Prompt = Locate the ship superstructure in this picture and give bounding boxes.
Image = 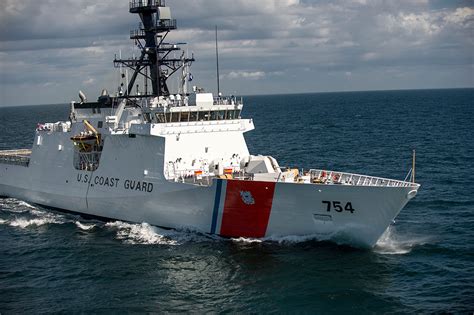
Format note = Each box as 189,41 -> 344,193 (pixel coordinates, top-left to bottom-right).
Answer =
0,0 -> 420,248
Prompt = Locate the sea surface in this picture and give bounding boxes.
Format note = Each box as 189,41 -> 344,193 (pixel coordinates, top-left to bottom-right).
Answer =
0,89 -> 473,313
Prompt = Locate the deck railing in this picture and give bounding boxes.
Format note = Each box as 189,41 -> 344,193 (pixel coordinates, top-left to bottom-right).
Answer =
213,96 -> 243,106
163,165 -> 419,188
130,0 -> 165,10
309,169 -> 419,188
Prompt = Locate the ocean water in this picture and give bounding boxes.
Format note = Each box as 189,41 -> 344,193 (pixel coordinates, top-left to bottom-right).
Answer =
0,89 -> 473,313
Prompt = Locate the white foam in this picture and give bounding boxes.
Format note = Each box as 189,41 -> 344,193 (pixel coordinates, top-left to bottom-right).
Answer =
272,234 -> 324,244
231,237 -> 263,244
0,218 -> 7,224
1,205 -> 29,214
17,201 -> 37,209
0,198 -> 38,214
9,216 -> 62,228
30,209 -> 48,216
231,233 -> 328,245
7,207 -> 67,229
75,221 -> 95,231
106,221 -> 179,245
374,226 -> 431,255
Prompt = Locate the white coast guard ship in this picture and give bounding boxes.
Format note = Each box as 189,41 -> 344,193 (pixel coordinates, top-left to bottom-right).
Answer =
0,0 -> 420,247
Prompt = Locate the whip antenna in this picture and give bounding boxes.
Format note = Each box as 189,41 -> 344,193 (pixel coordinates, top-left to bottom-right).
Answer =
412,149 -> 416,183
215,25 -> 220,96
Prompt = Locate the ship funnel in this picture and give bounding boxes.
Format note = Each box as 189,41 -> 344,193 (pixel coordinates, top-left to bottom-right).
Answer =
79,90 -> 87,103
101,89 -> 109,97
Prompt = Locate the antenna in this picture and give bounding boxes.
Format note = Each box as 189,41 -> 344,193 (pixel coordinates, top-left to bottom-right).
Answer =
114,2 -> 194,97
215,25 -> 220,96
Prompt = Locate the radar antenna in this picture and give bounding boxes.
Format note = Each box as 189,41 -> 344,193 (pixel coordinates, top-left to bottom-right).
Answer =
114,0 -> 195,97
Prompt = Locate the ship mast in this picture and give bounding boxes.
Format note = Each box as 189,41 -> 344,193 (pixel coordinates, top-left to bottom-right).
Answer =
114,0 -> 194,97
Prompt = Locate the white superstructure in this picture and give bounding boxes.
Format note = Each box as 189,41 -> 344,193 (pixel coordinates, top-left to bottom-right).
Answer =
0,1 -> 420,248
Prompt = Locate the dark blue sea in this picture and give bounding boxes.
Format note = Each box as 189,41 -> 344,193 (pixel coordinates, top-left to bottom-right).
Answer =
1,89 -> 473,313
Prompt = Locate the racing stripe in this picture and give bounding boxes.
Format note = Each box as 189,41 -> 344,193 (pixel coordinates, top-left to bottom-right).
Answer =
210,179 -> 223,234
220,180 -> 276,238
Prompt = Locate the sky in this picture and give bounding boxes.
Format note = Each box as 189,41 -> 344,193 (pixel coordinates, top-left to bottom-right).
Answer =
0,0 -> 473,106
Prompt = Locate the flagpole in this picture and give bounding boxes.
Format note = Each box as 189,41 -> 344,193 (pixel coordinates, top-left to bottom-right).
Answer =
215,25 -> 220,97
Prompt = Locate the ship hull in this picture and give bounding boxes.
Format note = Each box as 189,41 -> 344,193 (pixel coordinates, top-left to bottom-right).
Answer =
0,134 -> 416,248
0,167 -> 414,248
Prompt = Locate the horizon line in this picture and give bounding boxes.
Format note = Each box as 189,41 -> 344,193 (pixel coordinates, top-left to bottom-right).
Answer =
1,86 -> 472,108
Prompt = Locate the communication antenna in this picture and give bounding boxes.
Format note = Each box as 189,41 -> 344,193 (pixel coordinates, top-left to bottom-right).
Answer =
412,149 -> 416,183
215,25 -> 220,96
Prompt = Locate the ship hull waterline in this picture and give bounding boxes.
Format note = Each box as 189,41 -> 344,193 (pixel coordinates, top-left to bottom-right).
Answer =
0,164 -> 415,248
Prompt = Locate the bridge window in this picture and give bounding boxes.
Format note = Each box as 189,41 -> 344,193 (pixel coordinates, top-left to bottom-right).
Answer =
143,113 -> 152,123
155,113 -> 166,123
198,111 -> 209,121
217,110 -> 226,120
180,112 -> 190,122
171,112 -> 180,122
226,110 -> 237,120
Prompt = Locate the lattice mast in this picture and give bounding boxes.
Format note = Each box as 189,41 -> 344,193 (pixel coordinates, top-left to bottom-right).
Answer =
114,0 -> 194,97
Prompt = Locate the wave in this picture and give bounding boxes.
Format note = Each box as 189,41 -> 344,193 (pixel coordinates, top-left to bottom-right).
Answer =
2,201 -> 67,229
1,197 -> 432,251
75,221 -> 96,231
411,199 -> 474,208
231,237 -> 263,244
231,234 -> 324,245
9,215 -> 64,228
265,234 -> 325,244
374,226 -> 431,255
106,222 -> 179,245
105,221 -> 219,245
17,201 -> 37,209
0,198 -> 35,214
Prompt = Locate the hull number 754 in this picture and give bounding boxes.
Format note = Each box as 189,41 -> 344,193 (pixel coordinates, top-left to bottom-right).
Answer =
322,201 -> 355,214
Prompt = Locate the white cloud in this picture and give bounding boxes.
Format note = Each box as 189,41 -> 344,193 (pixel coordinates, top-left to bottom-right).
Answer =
361,52 -> 379,61
225,71 -> 266,80
444,7 -> 474,26
82,78 -> 96,85
383,7 -> 474,37
0,0 -> 473,106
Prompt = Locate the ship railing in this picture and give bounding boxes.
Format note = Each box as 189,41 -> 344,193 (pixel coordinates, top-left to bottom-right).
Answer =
130,29 -> 146,39
130,0 -> 165,10
213,96 -> 243,106
167,169 -> 214,186
308,169 -> 419,188
0,149 -> 32,167
167,168 -> 250,186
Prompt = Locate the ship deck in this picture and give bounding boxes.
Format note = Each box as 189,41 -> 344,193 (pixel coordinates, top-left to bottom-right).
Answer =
0,149 -> 32,167
172,169 -> 419,189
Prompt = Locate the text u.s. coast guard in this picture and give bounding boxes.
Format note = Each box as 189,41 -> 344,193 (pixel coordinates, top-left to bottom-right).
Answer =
76,174 -> 153,193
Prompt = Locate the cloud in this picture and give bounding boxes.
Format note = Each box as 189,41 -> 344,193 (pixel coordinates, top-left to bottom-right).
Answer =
0,0 -> 473,106
82,78 -> 96,85
382,7 -> 474,36
225,71 -> 266,80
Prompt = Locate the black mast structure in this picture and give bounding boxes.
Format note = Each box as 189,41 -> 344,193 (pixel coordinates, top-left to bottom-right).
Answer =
114,0 -> 194,98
